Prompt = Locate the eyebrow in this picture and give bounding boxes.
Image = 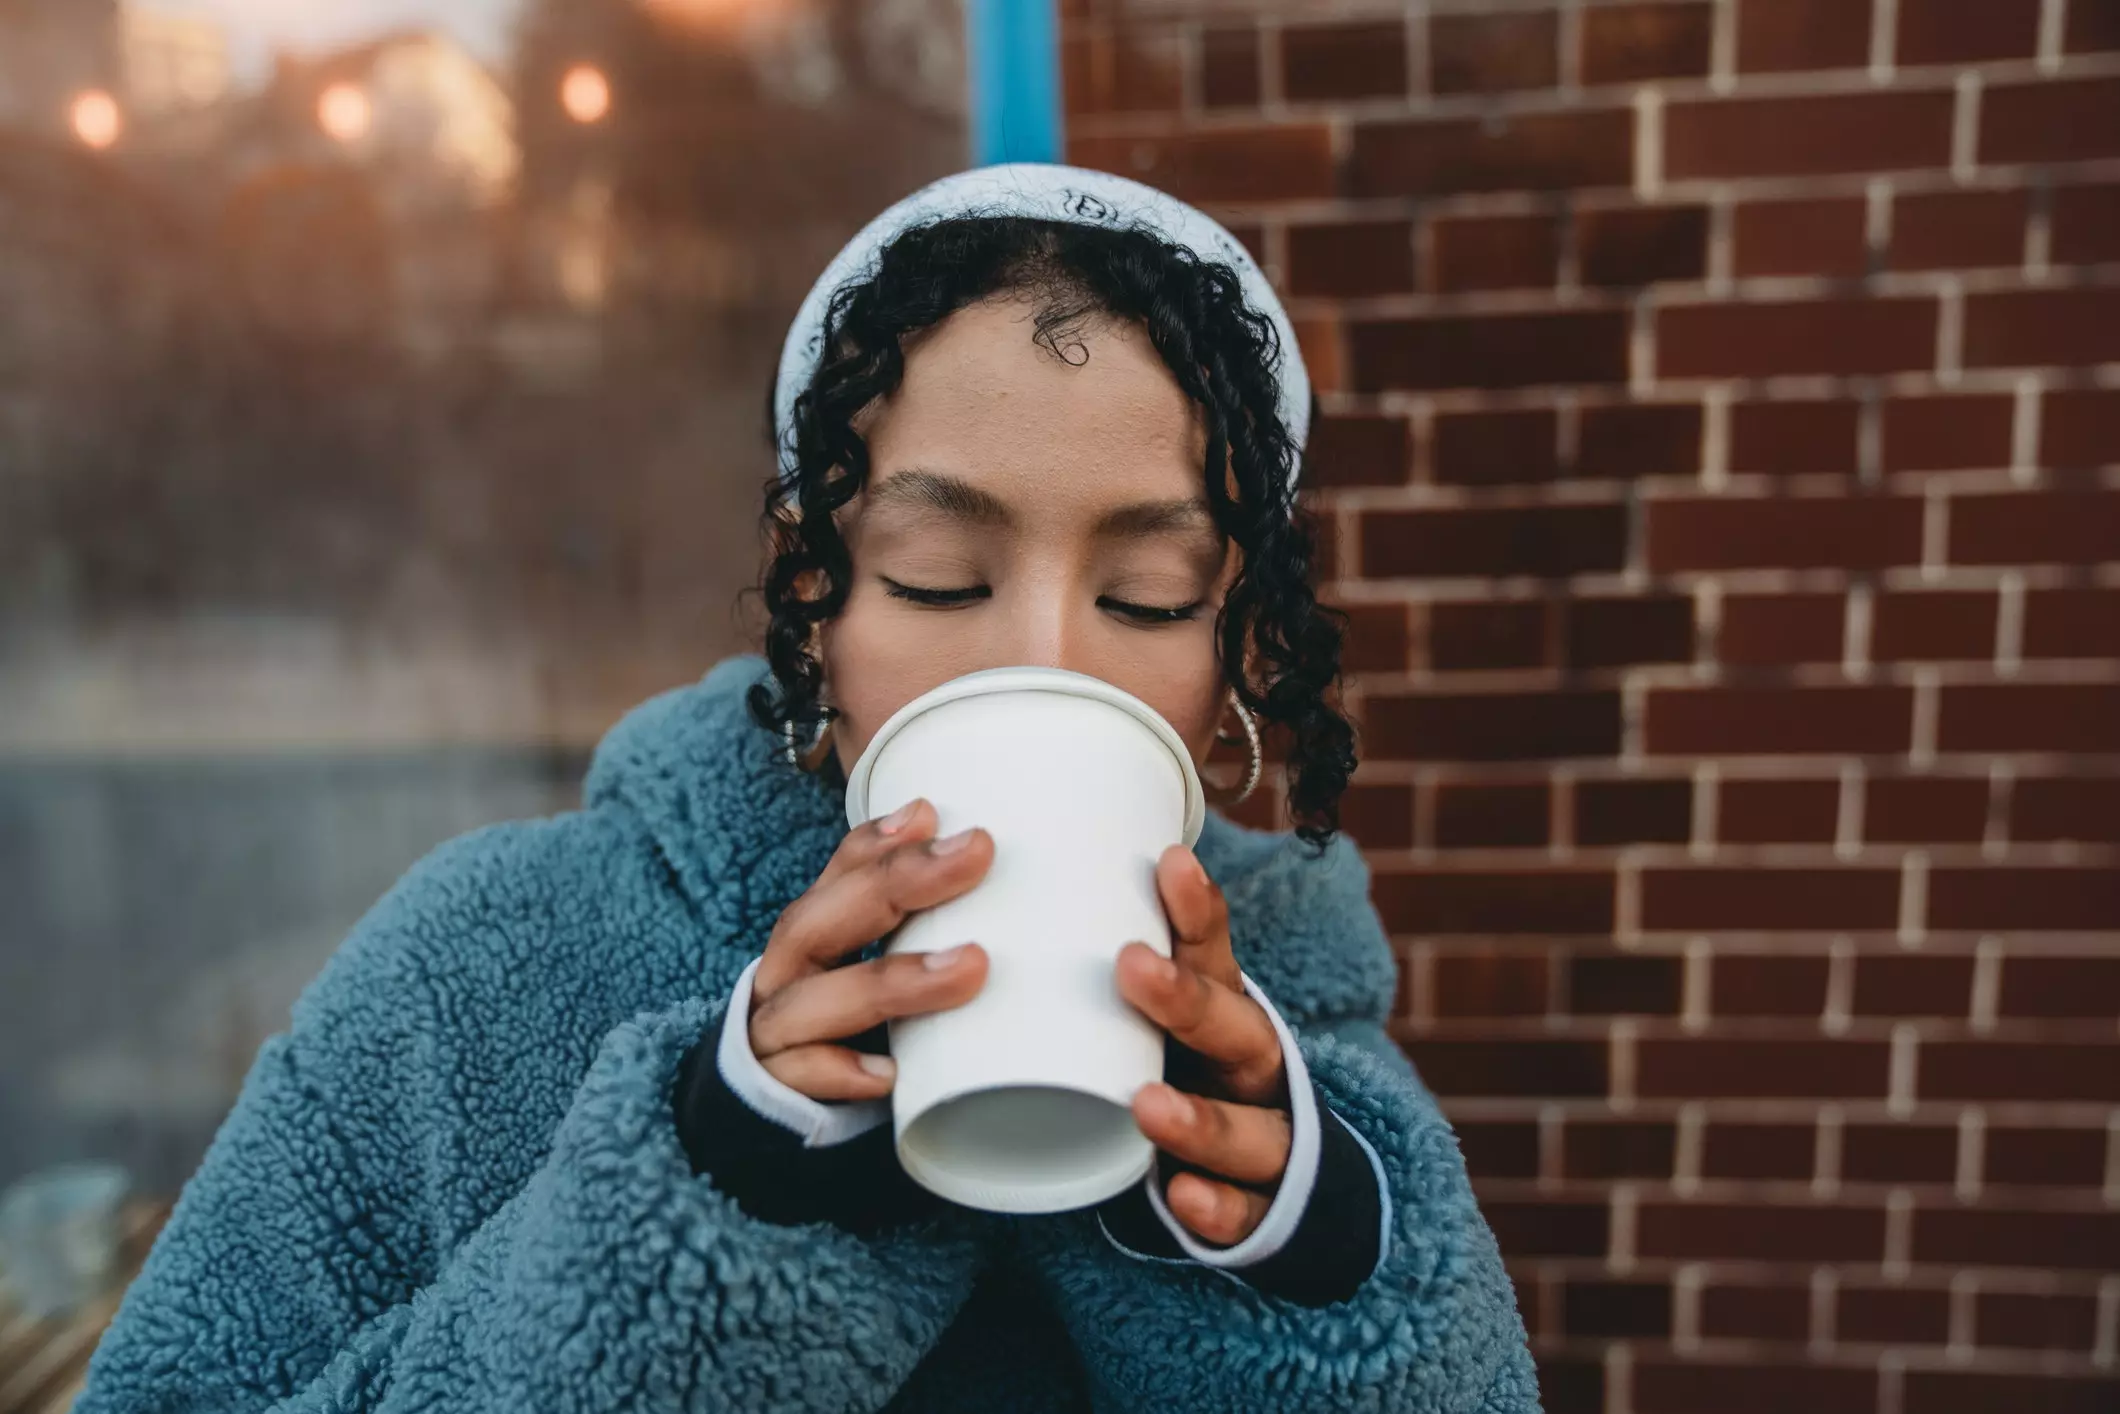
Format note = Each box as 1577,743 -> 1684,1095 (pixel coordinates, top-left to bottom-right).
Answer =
868,468 -> 1215,541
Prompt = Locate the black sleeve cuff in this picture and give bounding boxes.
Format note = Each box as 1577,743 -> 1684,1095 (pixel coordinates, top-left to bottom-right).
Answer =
1096,1081 -> 1384,1308
670,1011 -> 945,1235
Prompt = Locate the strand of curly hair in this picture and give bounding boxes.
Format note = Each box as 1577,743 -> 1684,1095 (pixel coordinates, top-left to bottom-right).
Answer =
747,216 -> 1356,845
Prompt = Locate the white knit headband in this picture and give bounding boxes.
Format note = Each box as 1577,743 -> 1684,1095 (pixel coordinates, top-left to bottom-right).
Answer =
772,162 -> 1311,497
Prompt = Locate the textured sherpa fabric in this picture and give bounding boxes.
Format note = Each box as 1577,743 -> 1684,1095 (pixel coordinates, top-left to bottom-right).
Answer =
75,655 -> 1540,1414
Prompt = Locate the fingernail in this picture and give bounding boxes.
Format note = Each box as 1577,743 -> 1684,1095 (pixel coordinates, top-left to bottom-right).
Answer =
923,944 -> 970,970
858,1053 -> 896,1080
1189,852 -> 1210,890
1156,1086 -> 1195,1125
877,800 -> 919,835
930,828 -> 976,855
1152,953 -> 1178,984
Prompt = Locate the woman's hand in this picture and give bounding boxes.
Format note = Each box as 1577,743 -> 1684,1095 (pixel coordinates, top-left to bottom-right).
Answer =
749,798 -> 992,1102
1115,845 -> 1292,1247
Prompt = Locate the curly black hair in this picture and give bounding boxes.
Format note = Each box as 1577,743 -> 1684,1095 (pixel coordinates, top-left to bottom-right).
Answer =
747,216 -> 1355,845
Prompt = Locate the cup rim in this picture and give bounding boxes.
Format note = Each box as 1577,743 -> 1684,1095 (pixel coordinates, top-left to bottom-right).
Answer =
842,665 -> 1207,845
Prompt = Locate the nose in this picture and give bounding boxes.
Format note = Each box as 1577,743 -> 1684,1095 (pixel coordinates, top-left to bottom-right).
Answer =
997,572 -> 1080,674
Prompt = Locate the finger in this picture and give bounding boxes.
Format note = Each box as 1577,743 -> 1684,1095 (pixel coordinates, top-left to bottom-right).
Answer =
1155,846 -> 1241,990
816,798 -> 938,885
758,1043 -> 897,1102
758,827 -> 994,994
751,945 -> 989,1056
1132,1082 -> 1292,1188
1165,1171 -> 1273,1247
1116,942 -> 1282,1100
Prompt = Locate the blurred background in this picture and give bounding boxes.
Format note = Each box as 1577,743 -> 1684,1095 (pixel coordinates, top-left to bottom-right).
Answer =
4,1 -> 2119,1411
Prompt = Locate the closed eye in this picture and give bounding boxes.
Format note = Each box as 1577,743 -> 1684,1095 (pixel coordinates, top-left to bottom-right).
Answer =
881,578 -> 990,607
1098,596 -> 1202,625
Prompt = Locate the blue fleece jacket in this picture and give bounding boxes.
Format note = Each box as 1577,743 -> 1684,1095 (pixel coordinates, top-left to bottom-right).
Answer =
74,655 -> 1539,1413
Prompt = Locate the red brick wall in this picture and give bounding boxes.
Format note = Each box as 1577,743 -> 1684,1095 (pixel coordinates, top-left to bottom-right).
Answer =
1064,3 -> 2120,1410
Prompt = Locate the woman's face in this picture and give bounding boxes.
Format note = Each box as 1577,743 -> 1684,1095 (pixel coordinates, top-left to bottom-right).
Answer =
819,294 -> 1240,774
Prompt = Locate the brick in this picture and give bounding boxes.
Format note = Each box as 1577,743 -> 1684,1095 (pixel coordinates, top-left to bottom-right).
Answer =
1575,778 -> 1692,846
1980,75 -> 2120,164
1637,1039 -> 1892,1098
1430,10 -> 1560,95
1871,589 -> 2000,661
1640,1200 -> 1885,1261
1720,778 -> 1840,843
1399,1039 -> 1609,1096
1286,219 -> 1415,298
1064,31 -> 1183,116
1560,1279 -> 1672,1339
1373,867 -> 1617,933
1738,0 -> 1873,72
1838,1284 -> 1951,1346
1580,2 -> 1714,85
1646,866 -> 1902,932
1924,1041 -> 2120,1102
1432,949 -> 1550,1014
1657,298 -> 1938,378
1577,402 -> 1703,478
1568,595 -> 1694,668
1483,1199 -> 1611,1258
1899,0 -> 2041,64
1296,313 -> 1343,392
1937,684 -> 2120,753
1366,689 -> 1624,764
2069,1 -> 2120,52
1428,600 -> 1549,671
1577,205 -> 1710,286
1964,286 -> 2120,369
1905,1372 -> 2120,1414
1305,411 -> 1410,487
1730,399 -> 1861,476
1843,1123 -> 1958,1184
1733,196 -> 1870,278
1999,957 -> 2120,1019
1666,90 -> 1955,179
1646,685 -> 1914,756
1361,503 -> 1629,578
1071,124 -> 1334,203
1562,1118 -> 1677,1179
1432,408 -> 1559,485
1336,781 -> 1413,848
1948,490 -> 2120,566
1718,592 -> 1846,665
1429,213 -> 1561,292
1711,954 -> 1833,1017
1913,1207 -> 2120,1271
1882,393 -> 2015,473
1570,953 -> 1683,1014
1986,1125 -> 2109,1187
1890,188 -> 2029,272
1647,496 -> 1923,571
1702,1122 -> 1816,1181
1930,867 -> 2120,930
2042,387 -> 2120,466
1311,511 -> 1339,580
1280,20 -> 1407,102
1349,108 -> 1634,196
2023,588 -> 2120,659
1200,27 -> 1261,108
2011,775 -> 2120,843
1851,954 -> 1974,1018
1434,782 -> 1551,849
2050,183 -> 2120,265
1335,601 -> 1411,672
1455,1119 -> 1541,1179
1350,310 -> 1631,391
1701,1282 -> 1810,1341
1865,776 -> 1990,844
1639,1361 -> 1876,1414
1537,1355 -> 1604,1414
1976,1291 -> 2101,1353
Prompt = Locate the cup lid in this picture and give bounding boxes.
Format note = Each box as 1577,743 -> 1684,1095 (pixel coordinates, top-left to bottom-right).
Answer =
843,665 -> 1207,846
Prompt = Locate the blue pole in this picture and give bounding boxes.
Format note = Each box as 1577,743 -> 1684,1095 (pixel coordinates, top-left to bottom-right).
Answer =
966,0 -> 1062,166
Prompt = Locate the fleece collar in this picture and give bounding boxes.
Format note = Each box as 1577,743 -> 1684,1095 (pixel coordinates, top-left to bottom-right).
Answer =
584,656 -> 1395,1026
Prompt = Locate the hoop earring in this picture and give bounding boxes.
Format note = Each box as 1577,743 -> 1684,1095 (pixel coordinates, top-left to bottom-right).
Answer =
1211,691 -> 1263,807
781,705 -> 839,771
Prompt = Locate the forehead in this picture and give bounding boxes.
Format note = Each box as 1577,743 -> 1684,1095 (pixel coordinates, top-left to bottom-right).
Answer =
858,296 -> 1205,513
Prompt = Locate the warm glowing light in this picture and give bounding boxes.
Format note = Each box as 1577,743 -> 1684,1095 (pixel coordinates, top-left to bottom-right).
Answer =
317,82 -> 371,143
560,64 -> 611,124
70,90 -> 123,149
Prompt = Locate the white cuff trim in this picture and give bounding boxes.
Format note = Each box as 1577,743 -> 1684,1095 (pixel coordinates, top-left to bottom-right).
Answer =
715,957 -> 891,1149
1141,971 -> 1320,1269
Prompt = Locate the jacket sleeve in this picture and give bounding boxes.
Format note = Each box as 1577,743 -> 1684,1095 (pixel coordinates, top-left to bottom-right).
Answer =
1021,1010 -> 1541,1414
72,840 -> 985,1414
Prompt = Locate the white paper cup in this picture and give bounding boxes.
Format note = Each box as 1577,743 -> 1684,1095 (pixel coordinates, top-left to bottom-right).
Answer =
843,666 -> 1206,1214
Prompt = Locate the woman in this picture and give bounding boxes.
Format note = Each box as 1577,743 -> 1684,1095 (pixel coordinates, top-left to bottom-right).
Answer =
76,166 -> 1538,1413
